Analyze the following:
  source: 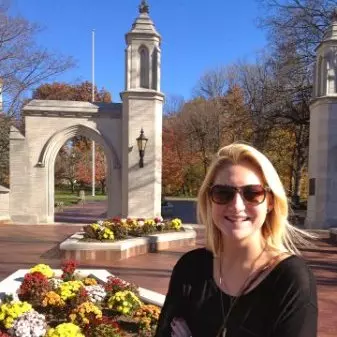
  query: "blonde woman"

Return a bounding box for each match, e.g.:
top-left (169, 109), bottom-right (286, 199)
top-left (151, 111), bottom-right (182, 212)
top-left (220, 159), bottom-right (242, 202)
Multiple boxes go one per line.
top-left (155, 143), bottom-right (317, 337)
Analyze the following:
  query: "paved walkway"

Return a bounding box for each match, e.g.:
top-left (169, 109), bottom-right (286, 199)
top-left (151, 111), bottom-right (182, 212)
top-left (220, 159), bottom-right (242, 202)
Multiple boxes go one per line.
top-left (54, 200), bottom-right (108, 224)
top-left (0, 201), bottom-right (336, 336)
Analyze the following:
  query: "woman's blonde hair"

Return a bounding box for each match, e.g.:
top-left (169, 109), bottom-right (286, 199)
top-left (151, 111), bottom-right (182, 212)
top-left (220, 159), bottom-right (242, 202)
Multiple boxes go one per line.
top-left (197, 142), bottom-right (314, 257)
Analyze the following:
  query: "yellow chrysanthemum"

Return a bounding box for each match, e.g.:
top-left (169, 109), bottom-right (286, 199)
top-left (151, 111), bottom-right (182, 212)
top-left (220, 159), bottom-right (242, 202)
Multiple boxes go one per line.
top-left (30, 263), bottom-right (54, 278)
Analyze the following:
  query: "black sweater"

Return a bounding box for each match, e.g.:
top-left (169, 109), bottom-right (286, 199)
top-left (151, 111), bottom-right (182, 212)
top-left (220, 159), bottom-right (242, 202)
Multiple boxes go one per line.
top-left (155, 248), bottom-right (317, 337)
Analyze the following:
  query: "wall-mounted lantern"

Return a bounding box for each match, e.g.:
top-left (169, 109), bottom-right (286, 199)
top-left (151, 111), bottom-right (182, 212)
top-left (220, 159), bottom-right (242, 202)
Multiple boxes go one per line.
top-left (136, 128), bottom-right (148, 168)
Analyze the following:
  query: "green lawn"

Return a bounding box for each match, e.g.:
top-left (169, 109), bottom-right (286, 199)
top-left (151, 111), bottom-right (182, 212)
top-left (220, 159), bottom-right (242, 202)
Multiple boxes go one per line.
top-left (55, 190), bottom-right (107, 206)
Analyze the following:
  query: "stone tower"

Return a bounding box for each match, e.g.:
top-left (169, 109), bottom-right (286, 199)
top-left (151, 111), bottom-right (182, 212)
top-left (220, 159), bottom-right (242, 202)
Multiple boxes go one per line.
top-left (120, 0), bottom-right (164, 218)
top-left (306, 10), bottom-right (337, 228)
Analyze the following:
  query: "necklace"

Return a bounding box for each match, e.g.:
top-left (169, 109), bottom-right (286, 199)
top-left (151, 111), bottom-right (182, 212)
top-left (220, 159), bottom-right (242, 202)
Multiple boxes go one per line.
top-left (217, 247), bottom-right (267, 337)
top-left (217, 251), bottom-right (288, 337)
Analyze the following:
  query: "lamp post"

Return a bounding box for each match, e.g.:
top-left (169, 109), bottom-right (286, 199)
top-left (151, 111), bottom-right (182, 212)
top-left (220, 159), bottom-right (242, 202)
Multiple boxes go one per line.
top-left (136, 128), bottom-right (148, 168)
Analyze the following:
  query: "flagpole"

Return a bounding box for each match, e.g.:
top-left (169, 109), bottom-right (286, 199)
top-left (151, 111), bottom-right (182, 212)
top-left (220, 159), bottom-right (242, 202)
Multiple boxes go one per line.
top-left (92, 29), bottom-right (96, 197)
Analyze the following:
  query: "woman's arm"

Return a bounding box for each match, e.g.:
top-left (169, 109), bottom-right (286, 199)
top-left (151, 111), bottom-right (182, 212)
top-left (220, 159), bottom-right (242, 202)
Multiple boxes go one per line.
top-left (155, 248), bottom-right (212, 337)
top-left (272, 301), bottom-right (318, 337)
top-left (271, 262), bottom-right (318, 337)
top-left (155, 264), bottom-right (184, 337)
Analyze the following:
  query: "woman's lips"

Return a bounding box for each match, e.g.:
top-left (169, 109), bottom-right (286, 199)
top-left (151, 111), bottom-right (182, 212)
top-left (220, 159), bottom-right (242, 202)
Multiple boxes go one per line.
top-left (225, 216), bottom-right (250, 222)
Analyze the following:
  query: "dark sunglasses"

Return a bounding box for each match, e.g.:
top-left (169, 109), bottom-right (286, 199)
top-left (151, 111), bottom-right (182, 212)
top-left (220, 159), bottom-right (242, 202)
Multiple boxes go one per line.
top-left (209, 184), bottom-right (271, 205)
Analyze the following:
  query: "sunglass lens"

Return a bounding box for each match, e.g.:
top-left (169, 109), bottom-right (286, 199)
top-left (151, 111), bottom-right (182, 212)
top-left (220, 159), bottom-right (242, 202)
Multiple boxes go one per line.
top-left (242, 185), bottom-right (266, 204)
top-left (211, 186), bottom-right (235, 204)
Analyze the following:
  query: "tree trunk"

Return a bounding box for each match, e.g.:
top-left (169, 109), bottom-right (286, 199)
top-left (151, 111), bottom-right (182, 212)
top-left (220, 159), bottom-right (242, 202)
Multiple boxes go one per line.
top-left (70, 181), bottom-right (75, 194)
top-left (100, 180), bottom-right (106, 195)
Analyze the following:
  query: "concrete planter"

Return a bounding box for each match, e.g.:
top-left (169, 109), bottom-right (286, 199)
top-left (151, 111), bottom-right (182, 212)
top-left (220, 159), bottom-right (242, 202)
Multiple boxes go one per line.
top-left (0, 269), bottom-right (165, 307)
top-left (60, 226), bottom-right (196, 263)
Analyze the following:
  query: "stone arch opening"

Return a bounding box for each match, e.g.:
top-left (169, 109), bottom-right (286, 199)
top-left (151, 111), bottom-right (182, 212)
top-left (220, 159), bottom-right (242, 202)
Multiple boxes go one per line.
top-left (139, 45), bottom-right (150, 88)
top-left (39, 124), bottom-right (121, 222)
top-left (151, 47), bottom-right (158, 90)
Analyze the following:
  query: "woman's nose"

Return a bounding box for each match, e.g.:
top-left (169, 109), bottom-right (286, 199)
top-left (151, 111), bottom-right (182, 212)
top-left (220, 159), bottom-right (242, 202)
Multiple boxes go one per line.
top-left (229, 191), bottom-right (246, 210)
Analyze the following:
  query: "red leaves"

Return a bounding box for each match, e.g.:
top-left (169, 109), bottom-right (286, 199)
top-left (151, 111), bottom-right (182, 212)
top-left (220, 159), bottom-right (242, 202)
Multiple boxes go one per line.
top-left (74, 141), bottom-right (106, 190)
top-left (33, 81), bottom-right (112, 103)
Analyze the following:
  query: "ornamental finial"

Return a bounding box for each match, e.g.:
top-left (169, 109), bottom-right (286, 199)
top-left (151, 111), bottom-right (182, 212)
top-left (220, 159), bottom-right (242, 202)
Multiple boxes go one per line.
top-left (139, 0), bottom-right (149, 14)
top-left (331, 8), bottom-right (337, 22)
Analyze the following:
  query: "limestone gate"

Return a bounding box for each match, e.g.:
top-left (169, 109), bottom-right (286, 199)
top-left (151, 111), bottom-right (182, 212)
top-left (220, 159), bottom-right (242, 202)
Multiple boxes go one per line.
top-left (8, 2), bottom-right (164, 224)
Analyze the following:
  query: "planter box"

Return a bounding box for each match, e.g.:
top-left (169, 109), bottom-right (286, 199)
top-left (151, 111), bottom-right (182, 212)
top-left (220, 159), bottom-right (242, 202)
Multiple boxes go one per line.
top-left (60, 226), bottom-right (196, 263)
top-left (330, 228), bottom-right (337, 244)
top-left (0, 269), bottom-right (165, 307)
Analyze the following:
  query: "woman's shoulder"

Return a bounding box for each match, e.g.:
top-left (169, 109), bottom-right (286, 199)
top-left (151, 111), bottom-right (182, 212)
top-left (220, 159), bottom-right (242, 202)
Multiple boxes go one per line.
top-left (269, 254), bottom-right (316, 301)
top-left (273, 255), bottom-right (315, 281)
top-left (175, 247), bottom-right (213, 266)
top-left (173, 248), bottom-right (213, 277)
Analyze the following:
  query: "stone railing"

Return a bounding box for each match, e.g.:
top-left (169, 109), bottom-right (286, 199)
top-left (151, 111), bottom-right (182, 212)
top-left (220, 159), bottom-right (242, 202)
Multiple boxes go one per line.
top-left (0, 185), bottom-right (10, 222)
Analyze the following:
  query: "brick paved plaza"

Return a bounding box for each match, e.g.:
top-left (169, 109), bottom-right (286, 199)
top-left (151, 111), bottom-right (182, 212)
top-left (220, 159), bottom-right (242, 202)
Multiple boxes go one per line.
top-left (0, 202), bottom-right (336, 336)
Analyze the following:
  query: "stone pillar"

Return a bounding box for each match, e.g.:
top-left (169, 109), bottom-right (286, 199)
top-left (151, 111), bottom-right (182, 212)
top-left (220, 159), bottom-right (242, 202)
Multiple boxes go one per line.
top-left (306, 98), bottom-right (337, 228)
top-left (121, 3), bottom-right (164, 218)
top-left (121, 91), bottom-right (164, 218)
top-left (306, 11), bottom-right (337, 228)
top-left (9, 126), bottom-right (38, 223)
top-left (0, 185), bottom-right (10, 221)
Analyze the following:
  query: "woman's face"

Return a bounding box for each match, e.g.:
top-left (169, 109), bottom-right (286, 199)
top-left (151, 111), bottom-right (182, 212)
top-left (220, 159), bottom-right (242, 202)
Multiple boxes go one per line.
top-left (211, 161), bottom-right (272, 242)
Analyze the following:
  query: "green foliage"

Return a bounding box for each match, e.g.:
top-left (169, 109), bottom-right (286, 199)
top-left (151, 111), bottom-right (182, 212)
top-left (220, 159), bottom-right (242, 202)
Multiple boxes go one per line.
top-left (54, 190), bottom-right (107, 207)
top-left (88, 324), bottom-right (122, 337)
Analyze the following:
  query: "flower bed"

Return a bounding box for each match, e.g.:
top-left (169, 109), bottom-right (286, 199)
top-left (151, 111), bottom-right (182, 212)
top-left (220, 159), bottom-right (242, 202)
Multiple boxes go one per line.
top-left (82, 217), bottom-right (183, 242)
top-left (0, 262), bottom-right (161, 337)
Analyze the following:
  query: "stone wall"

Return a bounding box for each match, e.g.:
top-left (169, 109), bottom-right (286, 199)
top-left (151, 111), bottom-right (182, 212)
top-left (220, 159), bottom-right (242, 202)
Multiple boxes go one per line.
top-left (0, 185), bottom-right (10, 221)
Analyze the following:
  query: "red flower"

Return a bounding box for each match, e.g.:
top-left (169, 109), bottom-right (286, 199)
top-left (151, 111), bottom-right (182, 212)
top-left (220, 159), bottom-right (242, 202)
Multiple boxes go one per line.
top-left (91, 315), bottom-right (120, 327)
top-left (0, 331), bottom-right (12, 337)
top-left (105, 276), bottom-right (139, 295)
top-left (61, 259), bottom-right (78, 280)
top-left (18, 272), bottom-right (50, 302)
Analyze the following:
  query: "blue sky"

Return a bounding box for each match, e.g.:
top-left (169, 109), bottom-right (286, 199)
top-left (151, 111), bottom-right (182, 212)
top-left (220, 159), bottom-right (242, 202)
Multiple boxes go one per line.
top-left (10, 0), bottom-right (267, 103)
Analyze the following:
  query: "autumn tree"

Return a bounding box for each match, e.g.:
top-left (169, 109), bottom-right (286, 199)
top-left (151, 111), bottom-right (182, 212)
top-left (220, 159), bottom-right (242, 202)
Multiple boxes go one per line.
top-left (32, 81), bottom-right (112, 103)
top-left (225, 59), bottom-right (277, 148)
top-left (74, 140), bottom-right (107, 194)
top-left (162, 84), bottom-right (250, 196)
top-left (163, 94), bottom-right (185, 116)
top-left (54, 143), bottom-right (79, 193)
top-left (254, 0), bottom-right (337, 205)
top-left (178, 98), bottom-right (223, 175)
top-left (193, 66), bottom-right (254, 143)
top-left (193, 66), bottom-right (230, 99)
top-left (219, 55), bottom-right (309, 205)
top-left (257, 0), bottom-right (335, 66)
top-left (162, 117), bottom-right (187, 195)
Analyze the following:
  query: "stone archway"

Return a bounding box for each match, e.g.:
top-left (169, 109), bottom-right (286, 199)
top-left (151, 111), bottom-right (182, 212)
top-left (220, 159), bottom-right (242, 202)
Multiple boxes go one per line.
top-left (9, 100), bottom-right (123, 224)
top-left (39, 124), bottom-right (121, 222)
